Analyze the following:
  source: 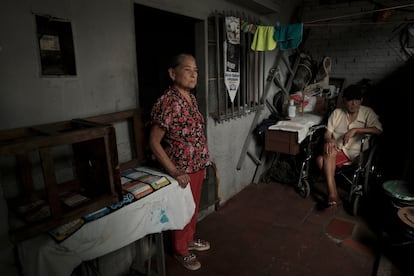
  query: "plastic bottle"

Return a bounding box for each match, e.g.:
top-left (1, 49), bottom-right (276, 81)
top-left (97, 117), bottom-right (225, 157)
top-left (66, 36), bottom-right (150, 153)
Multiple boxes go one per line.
top-left (288, 99), bottom-right (296, 118)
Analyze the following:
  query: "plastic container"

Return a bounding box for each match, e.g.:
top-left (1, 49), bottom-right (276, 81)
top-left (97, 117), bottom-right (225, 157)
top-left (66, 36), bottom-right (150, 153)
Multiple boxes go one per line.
top-left (382, 180), bottom-right (414, 240)
top-left (288, 99), bottom-right (296, 118)
top-left (383, 180), bottom-right (414, 207)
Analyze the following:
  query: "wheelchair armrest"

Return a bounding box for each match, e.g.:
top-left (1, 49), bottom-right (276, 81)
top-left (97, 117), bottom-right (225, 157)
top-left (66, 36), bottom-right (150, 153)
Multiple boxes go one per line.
top-left (309, 124), bottom-right (326, 133)
top-left (358, 134), bottom-right (379, 165)
top-left (359, 134), bottom-right (379, 150)
top-left (360, 134), bottom-right (370, 150)
top-left (306, 124), bottom-right (326, 145)
top-left (307, 124), bottom-right (326, 138)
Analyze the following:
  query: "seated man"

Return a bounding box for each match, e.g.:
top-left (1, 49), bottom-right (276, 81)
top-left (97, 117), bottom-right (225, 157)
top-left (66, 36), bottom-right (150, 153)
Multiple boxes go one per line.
top-left (316, 84), bottom-right (383, 209)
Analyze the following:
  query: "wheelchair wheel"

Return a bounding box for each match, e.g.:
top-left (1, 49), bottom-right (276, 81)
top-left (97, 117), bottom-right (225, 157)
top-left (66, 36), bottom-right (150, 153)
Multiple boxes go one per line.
top-left (351, 194), bottom-right (362, 216)
top-left (297, 178), bottom-right (310, 198)
top-left (363, 143), bottom-right (382, 196)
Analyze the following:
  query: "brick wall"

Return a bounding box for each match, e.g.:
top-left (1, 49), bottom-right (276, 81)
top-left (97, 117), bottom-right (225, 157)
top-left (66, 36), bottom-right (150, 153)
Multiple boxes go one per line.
top-left (301, 0), bottom-right (414, 181)
top-left (301, 0), bottom-right (412, 85)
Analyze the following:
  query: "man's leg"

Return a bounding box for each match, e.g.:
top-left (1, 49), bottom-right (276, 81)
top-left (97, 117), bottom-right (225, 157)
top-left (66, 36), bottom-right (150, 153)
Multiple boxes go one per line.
top-left (323, 151), bottom-right (339, 203)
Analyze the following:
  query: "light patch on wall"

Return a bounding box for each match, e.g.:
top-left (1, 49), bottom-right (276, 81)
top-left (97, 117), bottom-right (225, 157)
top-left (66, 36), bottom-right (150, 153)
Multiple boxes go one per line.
top-left (39, 35), bottom-right (60, 51)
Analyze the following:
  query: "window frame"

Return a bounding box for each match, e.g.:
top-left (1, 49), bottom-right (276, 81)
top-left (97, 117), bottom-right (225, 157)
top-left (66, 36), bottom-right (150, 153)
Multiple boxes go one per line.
top-left (207, 13), bottom-right (265, 123)
top-left (35, 14), bottom-right (77, 76)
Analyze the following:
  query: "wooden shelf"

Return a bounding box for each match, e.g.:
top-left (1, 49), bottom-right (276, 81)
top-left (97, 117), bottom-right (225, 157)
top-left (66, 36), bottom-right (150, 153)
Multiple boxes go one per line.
top-left (83, 108), bottom-right (148, 171)
top-left (0, 120), bottom-right (122, 242)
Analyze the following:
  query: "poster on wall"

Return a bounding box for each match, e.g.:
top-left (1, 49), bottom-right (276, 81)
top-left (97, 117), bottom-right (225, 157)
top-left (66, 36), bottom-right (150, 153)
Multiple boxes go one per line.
top-left (224, 16), bottom-right (240, 103)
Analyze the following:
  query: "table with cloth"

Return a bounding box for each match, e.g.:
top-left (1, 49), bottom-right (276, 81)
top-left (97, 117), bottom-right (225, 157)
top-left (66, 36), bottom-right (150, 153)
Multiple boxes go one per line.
top-left (16, 167), bottom-right (195, 276)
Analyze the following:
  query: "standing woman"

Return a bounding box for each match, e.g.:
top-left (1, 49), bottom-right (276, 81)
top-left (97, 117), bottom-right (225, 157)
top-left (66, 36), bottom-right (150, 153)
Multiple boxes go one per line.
top-left (149, 54), bottom-right (211, 271)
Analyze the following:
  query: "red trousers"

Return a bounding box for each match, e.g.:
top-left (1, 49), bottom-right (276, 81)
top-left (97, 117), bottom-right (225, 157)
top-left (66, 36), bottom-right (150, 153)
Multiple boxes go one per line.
top-left (171, 169), bottom-right (205, 255)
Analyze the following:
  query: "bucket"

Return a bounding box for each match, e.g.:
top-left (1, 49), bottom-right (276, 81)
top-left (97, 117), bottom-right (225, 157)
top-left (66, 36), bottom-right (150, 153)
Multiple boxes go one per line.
top-left (383, 180), bottom-right (414, 208)
top-left (382, 180), bottom-right (414, 241)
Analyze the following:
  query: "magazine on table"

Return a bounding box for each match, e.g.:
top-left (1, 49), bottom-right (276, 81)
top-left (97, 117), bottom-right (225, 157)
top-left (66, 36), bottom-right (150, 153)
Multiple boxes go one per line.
top-left (122, 178), bottom-right (153, 199)
top-left (121, 168), bottom-right (171, 190)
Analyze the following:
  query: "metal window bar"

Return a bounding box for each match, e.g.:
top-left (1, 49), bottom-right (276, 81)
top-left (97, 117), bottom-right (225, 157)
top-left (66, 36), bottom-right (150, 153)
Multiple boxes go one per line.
top-left (208, 12), bottom-right (262, 123)
top-left (222, 12), bottom-right (229, 121)
top-left (215, 14), bottom-right (222, 122)
top-left (241, 31), bottom-right (248, 112)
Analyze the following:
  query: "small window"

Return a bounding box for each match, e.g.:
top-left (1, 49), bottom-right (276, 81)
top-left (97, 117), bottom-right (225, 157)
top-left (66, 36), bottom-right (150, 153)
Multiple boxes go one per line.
top-left (35, 15), bottom-right (77, 76)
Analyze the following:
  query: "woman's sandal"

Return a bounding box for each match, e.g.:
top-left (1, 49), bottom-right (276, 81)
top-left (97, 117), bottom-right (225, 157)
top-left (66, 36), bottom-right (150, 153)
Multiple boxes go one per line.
top-left (188, 239), bottom-right (210, 251)
top-left (174, 253), bottom-right (201, 270)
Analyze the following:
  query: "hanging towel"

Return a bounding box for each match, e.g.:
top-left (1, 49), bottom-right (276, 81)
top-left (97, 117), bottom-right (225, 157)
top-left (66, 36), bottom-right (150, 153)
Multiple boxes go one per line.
top-left (251, 25), bottom-right (277, 51)
top-left (273, 23), bottom-right (303, 50)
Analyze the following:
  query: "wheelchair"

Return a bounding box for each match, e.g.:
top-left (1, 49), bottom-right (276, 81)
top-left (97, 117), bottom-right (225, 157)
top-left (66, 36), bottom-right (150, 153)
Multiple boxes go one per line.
top-left (296, 124), bottom-right (326, 198)
top-left (296, 127), bottom-right (382, 216)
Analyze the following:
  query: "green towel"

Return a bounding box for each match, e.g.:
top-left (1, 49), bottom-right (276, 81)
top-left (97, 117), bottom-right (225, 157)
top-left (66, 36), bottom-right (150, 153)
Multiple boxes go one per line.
top-left (251, 25), bottom-right (277, 51)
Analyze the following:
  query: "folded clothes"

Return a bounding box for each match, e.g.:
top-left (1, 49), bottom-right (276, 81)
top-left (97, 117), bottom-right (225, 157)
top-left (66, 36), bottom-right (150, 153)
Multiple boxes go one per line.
top-left (268, 113), bottom-right (323, 143)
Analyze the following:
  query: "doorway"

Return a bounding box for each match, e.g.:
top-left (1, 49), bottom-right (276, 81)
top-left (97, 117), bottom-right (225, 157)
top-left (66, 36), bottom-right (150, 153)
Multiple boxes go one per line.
top-left (133, 5), bottom-right (217, 213)
top-left (134, 4), bottom-right (197, 121)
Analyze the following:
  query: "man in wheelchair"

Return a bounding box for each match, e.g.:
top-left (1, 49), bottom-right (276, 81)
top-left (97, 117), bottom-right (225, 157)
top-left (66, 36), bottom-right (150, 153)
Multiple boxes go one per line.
top-left (316, 84), bottom-right (383, 210)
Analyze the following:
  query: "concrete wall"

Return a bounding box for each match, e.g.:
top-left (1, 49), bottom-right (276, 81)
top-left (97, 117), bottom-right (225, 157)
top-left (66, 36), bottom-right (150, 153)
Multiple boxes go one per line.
top-left (205, 0), bottom-right (304, 203)
top-left (0, 0), bottom-right (138, 129)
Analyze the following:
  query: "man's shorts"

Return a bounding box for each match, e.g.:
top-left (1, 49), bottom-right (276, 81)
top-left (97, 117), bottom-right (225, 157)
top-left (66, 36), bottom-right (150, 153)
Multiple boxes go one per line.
top-left (336, 150), bottom-right (350, 168)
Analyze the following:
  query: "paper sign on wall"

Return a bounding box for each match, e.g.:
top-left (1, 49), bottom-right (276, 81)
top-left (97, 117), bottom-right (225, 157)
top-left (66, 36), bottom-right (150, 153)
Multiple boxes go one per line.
top-left (224, 16), bottom-right (240, 103)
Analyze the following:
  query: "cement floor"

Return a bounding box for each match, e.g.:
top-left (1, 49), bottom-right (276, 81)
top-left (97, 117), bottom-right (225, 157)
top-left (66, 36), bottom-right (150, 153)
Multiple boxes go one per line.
top-left (161, 180), bottom-right (414, 276)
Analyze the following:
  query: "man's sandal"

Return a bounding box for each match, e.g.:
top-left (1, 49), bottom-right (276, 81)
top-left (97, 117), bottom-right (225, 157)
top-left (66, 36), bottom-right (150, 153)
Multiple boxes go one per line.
top-left (188, 239), bottom-right (210, 251)
top-left (326, 198), bottom-right (342, 210)
top-left (174, 253), bottom-right (201, 270)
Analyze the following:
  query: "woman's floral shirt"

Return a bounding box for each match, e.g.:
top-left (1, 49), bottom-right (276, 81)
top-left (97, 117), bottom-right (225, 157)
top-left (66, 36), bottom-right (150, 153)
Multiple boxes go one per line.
top-left (151, 87), bottom-right (211, 173)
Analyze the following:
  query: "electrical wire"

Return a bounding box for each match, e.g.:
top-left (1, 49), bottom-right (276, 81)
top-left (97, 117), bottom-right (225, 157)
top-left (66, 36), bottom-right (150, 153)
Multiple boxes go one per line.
top-left (304, 3), bottom-right (414, 24)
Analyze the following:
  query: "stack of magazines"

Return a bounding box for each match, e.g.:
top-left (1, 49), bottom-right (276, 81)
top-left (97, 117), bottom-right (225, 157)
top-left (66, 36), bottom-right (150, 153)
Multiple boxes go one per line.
top-left (48, 167), bottom-right (171, 242)
top-left (121, 168), bottom-right (171, 199)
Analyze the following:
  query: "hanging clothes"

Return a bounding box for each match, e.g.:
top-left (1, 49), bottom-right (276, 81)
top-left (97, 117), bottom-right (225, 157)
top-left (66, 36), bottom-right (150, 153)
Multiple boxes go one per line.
top-left (273, 23), bottom-right (303, 51)
top-left (251, 25), bottom-right (277, 51)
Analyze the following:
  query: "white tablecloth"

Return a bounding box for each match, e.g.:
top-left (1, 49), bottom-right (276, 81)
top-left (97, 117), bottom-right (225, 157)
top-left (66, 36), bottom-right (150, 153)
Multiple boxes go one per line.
top-left (17, 167), bottom-right (195, 276)
top-left (268, 113), bottom-right (323, 143)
